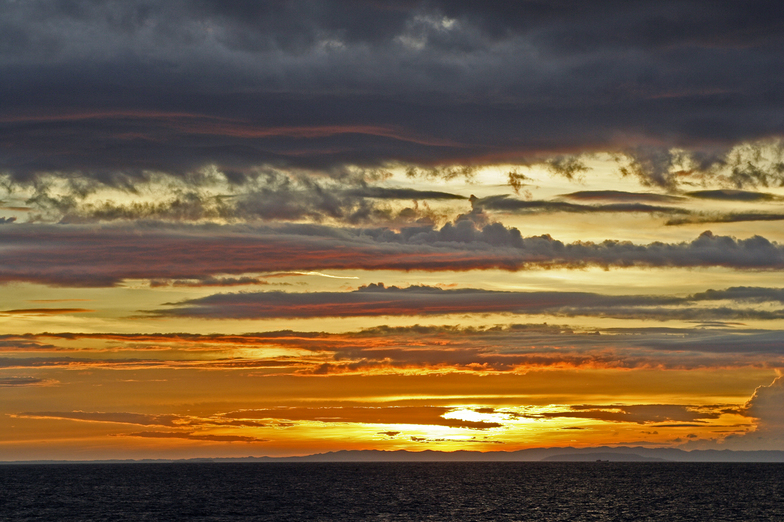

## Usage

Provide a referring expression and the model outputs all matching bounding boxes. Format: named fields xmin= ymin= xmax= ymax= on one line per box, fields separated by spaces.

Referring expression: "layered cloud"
xmin=152 ymin=284 xmax=784 ymax=321
xmin=2 ymin=222 xmax=784 ymax=286
xmin=518 ymin=404 xmax=722 ymax=425
xmin=15 ymin=403 xmax=732 ymax=434
xmin=4 ymin=323 xmax=784 ymax=373
xmin=473 ymin=194 xmax=688 ymax=216
xmin=1 ymin=1 xmax=783 ymax=185
xmin=2 ymin=1 xmax=784 ymax=458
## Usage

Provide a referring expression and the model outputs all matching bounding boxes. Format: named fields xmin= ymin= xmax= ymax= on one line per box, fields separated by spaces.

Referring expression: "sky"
xmin=2 ymin=0 xmax=784 ymax=461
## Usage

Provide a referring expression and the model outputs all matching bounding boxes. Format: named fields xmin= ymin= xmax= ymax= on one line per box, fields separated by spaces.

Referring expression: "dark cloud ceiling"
xmin=1 ymin=0 xmax=783 ymax=184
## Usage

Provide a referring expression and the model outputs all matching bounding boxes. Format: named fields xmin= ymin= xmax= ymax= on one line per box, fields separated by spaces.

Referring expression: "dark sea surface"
xmin=1 ymin=462 xmax=783 ymax=521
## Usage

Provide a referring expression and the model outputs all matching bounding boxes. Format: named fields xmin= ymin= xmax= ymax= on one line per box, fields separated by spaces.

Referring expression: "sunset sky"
xmin=2 ymin=0 xmax=784 ymax=461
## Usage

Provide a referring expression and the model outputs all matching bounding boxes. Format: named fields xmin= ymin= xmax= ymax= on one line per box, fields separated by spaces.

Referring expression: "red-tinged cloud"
xmin=4 ymin=323 xmax=784 ymax=374
xmin=1 ymin=223 xmax=784 ymax=287
xmin=152 ymin=283 xmax=784 ymax=321
xmin=15 ymin=411 xmax=185 ymax=427
xmin=126 ymin=432 xmax=268 ymax=443
xmin=15 ymin=411 xmax=270 ymax=429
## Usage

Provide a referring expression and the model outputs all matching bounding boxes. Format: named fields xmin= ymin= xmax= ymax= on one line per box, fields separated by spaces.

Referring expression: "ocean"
xmin=1 ymin=462 xmax=783 ymax=520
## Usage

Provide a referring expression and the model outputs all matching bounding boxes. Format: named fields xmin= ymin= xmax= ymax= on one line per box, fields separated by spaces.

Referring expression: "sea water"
xmin=1 ymin=462 xmax=783 ymax=521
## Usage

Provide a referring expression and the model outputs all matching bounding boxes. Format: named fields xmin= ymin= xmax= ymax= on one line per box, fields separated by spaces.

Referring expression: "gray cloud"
xmin=151 ymin=283 xmax=784 ymax=321
xmin=343 ymin=186 xmax=466 ymax=200
xmin=22 ymin=170 xmax=457 ymax=225
xmin=685 ymin=190 xmax=779 ymax=202
xmin=126 ymin=431 xmax=267 ymax=442
xmin=1 ymin=1 xmax=783 ymax=184
xmin=0 ymin=377 xmax=47 ymax=387
xmin=744 ymin=376 xmax=784 ymax=434
xmin=560 ymin=191 xmax=683 ymax=203
xmin=2 ymin=222 xmax=784 ymax=287
xmin=473 ymin=194 xmax=688 ymax=215
xmin=667 ymin=212 xmax=784 ymax=226
xmin=6 ymin=324 xmax=784 ymax=372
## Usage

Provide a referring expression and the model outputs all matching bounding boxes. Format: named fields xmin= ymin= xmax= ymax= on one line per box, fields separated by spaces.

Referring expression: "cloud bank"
xmin=2 ymin=222 xmax=784 ymax=286
xmin=1 ymin=1 xmax=783 ymax=186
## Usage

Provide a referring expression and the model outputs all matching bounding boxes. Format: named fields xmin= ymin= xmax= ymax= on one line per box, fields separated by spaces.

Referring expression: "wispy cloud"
xmin=0 ymin=308 xmax=93 ymax=316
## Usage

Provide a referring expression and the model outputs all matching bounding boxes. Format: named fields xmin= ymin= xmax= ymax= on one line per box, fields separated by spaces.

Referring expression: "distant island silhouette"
xmin=4 ymin=446 xmax=784 ymax=464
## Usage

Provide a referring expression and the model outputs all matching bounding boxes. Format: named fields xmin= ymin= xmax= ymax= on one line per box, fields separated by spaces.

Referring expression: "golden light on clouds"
xmin=2 ymin=2 xmax=784 ymax=460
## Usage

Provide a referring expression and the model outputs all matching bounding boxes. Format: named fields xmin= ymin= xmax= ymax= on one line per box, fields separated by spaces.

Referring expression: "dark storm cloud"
xmin=151 ymin=283 xmax=784 ymax=321
xmin=2 ymin=222 xmax=784 ymax=287
xmin=1 ymin=1 xmax=783 ymax=183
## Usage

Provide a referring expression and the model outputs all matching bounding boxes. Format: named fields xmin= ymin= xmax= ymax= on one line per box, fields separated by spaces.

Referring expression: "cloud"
xmin=473 ymin=194 xmax=688 ymax=215
xmin=150 ymin=276 xmax=272 ymax=288
xmin=151 ymin=283 xmax=784 ymax=321
xmin=0 ymin=377 xmax=48 ymax=387
xmin=343 ymin=187 xmax=466 ymax=200
xmin=560 ymin=191 xmax=683 ymax=203
xmin=2 ymin=223 xmax=784 ymax=287
xmin=529 ymin=404 xmax=721 ymax=424
xmin=222 ymin=406 xmax=502 ymax=430
xmin=744 ymin=376 xmax=784 ymax=435
xmin=1 ymin=1 xmax=783 ymax=182
xmin=685 ymin=190 xmax=779 ymax=202
xmin=14 ymin=410 xmax=270 ymax=429
xmin=126 ymin=431 xmax=267 ymax=443
xmin=667 ymin=212 xmax=784 ymax=226
xmin=16 ymin=411 xmax=184 ymax=427
xmin=22 ymin=170 xmax=453 ymax=226
xmin=0 ymin=308 xmax=93 ymax=316
xmin=4 ymin=323 xmax=784 ymax=374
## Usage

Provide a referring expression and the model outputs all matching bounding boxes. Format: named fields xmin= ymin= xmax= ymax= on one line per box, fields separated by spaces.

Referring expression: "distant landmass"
xmin=541 ymin=452 xmax=665 ymax=462
xmin=4 ymin=446 xmax=784 ymax=464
